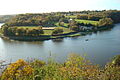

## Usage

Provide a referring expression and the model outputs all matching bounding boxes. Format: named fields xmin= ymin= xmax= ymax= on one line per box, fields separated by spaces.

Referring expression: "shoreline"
xmin=0 ymin=32 xmax=80 ymax=41
xmin=0 ymin=25 xmax=114 ymax=41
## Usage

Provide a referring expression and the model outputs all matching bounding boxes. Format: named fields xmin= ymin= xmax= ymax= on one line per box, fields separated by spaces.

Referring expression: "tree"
xmin=68 ymin=19 xmax=77 ymax=27
xmin=77 ymin=14 xmax=88 ymax=20
xmin=99 ymin=18 xmax=113 ymax=27
xmin=2 ymin=26 xmax=9 ymax=36
xmin=70 ymin=26 xmax=79 ymax=32
xmin=112 ymin=55 xmax=120 ymax=66
xmin=52 ymin=27 xmax=63 ymax=35
xmin=58 ymin=22 xmax=64 ymax=26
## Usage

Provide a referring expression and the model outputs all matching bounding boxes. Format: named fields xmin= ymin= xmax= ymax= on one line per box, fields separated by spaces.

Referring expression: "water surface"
xmin=0 ymin=23 xmax=120 ymax=66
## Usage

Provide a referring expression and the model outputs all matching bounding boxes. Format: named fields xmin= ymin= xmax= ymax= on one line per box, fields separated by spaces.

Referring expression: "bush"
xmin=52 ymin=27 xmax=63 ymax=35
xmin=99 ymin=18 xmax=113 ymax=27
xmin=112 ymin=55 xmax=120 ymax=66
xmin=70 ymin=26 xmax=79 ymax=31
xmin=1 ymin=54 xmax=120 ymax=80
xmin=30 ymin=59 xmax=46 ymax=68
xmin=1 ymin=59 xmax=33 ymax=80
xmin=103 ymin=65 xmax=120 ymax=80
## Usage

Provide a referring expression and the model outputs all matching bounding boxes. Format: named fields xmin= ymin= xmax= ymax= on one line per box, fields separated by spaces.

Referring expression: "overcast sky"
xmin=0 ymin=0 xmax=120 ymax=15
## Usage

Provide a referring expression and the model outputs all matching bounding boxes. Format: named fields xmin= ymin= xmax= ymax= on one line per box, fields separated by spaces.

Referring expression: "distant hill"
xmin=0 ymin=15 xmax=15 ymax=23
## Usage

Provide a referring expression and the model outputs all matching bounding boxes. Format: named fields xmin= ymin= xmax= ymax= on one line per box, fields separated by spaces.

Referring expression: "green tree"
xmin=52 ymin=27 xmax=63 ymax=35
xmin=112 ymin=55 xmax=120 ymax=66
xmin=68 ymin=19 xmax=77 ymax=27
xmin=58 ymin=22 xmax=64 ymax=26
xmin=70 ymin=26 xmax=79 ymax=31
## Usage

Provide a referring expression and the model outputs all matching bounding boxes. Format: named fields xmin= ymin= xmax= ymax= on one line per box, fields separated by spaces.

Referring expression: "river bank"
xmin=0 ymin=25 xmax=113 ymax=41
xmin=0 ymin=32 xmax=80 ymax=41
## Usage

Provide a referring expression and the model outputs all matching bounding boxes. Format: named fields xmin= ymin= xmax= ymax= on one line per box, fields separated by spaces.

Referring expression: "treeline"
xmin=3 ymin=10 xmax=120 ymax=27
xmin=76 ymin=10 xmax=120 ymax=23
xmin=2 ymin=27 xmax=44 ymax=36
xmin=4 ymin=13 xmax=65 ymax=27
xmin=0 ymin=15 xmax=15 ymax=23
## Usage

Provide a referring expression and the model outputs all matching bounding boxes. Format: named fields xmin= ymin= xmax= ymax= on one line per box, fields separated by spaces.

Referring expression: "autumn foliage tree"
xmin=99 ymin=18 xmax=113 ymax=27
xmin=1 ymin=59 xmax=33 ymax=80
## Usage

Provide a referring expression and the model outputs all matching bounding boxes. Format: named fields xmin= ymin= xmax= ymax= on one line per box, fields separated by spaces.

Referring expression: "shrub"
xmin=102 ymin=66 xmax=120 ymax=80
xmin=63 ymin=54 xmax=100 ymax=80
xmin=99 ymin=18 xmax=113 ymax=27
xmin=70 ymin=26 xmax=79 ymax=31
xmin=111 ymin=55 xmax=120 ymax=66
xmin=1 ymin=59 xmax=33 ymax=80
xmin=1 ymin=54 xmax=120 ymax=80
xmin=33 ymin=62 xmax=62 ymax=80
xmin=30 ymin=59 xmax=46 ymax=68
xmin=52 ymin=27 xmax=63 ymax=35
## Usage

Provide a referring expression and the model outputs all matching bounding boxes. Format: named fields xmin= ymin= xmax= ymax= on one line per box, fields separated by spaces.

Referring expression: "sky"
xmin=0 ymin=0 xmax=120 ymax=15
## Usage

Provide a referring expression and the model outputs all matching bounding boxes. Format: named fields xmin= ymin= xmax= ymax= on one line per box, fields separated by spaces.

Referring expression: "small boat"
xmin=85 ymin=39 xmax=89 ymax=41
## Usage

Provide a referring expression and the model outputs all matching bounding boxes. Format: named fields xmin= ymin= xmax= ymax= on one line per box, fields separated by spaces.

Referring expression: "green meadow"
xmin=75 ymin=19 xmax=99 ymax=26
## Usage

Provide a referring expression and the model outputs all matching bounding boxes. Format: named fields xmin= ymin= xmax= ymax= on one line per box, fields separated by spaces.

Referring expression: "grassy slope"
xmin=58 ymin=14 xmax=99 ymax=27
xmin=55 ymin=19 xmax=99 ymax=27
xmin=75 ymin=19 xmax=99 ymax=26
xmin=65 ymin=15 xmax=99 ymax=26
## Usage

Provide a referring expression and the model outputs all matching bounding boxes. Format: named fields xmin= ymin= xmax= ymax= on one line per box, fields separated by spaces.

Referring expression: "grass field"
xmin=44 ymin=27 xmax=72 ymax=35
xmin=75 ymin=19 xmax=99 ymax=26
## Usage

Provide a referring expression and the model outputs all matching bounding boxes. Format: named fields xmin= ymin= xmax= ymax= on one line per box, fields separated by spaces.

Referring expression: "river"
xmin=0 ymin=23 xmax=120 ymax=66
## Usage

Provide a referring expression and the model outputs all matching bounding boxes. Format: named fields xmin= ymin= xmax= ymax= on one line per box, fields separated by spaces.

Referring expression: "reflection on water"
xmin=0 ymin=23 xmax=120 ymax=66
xmin=52 ymin=39 xmax=64 ymax=42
